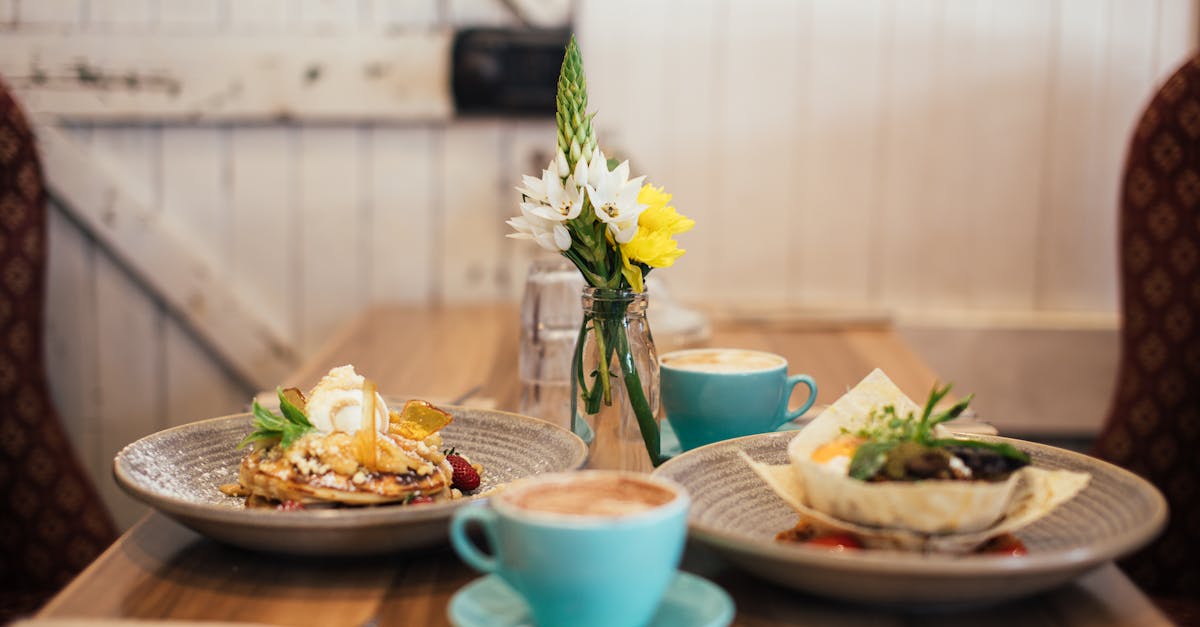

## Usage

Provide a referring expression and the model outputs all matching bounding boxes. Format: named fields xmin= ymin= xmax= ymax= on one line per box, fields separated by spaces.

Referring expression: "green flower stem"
xmin=574 ymin=316 xmax=609 ymax=411
xmin=574 ymin=292 xmax=661 ymax=466
xmin=592 ymin=222 xmax=613 ymax=286
xmin=613 ymin=317 xmax=661 ymax=466
xmin=563 ymin=248 xmax=604 ymax=286
xmin=593 ymin=317 xmax=614 ymax=406
xmin=573 ymin=314 xmax=606 ymax=413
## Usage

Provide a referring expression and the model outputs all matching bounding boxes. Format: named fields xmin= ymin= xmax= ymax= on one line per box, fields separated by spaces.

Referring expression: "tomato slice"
xmin=806 ymin=533 xmax=863 ymax=551
xmin=979 ymin=533 xmax=1027 ymax=556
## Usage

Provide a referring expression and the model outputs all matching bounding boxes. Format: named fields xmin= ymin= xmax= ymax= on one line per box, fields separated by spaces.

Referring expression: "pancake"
xmin=238 ymin=430 xmax=453 ymax=506
xmin=233 ymin=365 xmax=463 ymax=508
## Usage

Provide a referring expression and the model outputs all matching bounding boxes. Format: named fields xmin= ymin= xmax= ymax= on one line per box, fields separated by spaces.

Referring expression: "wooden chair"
xmin=0 ymin=78 xmax=117 ymax=622
xmin=1094 ymin=55 xmax=1200 ymax=626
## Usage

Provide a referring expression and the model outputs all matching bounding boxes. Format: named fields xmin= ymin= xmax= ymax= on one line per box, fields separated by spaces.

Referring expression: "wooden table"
xmin=284 ymin=304 xmax=945 ymax=412
xmin=35 ymin=305 xmax=1169 ymax=626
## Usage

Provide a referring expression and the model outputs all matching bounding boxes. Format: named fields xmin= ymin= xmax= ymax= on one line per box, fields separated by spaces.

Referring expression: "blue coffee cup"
xmin=449 ymin=471 xmax=689 ymax=627
xmin=659 ymin=348 xmax=817 ymax=451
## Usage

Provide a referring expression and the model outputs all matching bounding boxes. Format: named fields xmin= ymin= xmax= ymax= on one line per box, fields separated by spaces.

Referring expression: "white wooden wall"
xmin=581 ymin=0 xmax=1196 ymax=316
xmin=1 ymin=0 xmax=1193 ymax=528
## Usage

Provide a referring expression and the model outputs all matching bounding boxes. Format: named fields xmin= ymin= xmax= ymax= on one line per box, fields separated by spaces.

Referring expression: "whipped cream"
xmin=304 ymin=365 xmax=389 ymax=434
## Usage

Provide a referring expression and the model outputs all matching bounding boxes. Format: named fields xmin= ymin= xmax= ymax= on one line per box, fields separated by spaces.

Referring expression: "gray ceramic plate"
xmin=114 ymin=406 xmax=589 ymax=556
xmin=653 ymin=431 xmax=1166 ymax=606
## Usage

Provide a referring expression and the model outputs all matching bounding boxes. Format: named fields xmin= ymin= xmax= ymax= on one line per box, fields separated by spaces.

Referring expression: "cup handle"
xmin=782 ymin=374 xmax=818 ymax=424
xmin=450 ymin=504 xmax=501 ymax=574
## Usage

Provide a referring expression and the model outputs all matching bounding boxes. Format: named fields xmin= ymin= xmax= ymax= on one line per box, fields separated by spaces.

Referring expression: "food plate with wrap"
xmin=652 ymin=370 xmax=1166 ymax=605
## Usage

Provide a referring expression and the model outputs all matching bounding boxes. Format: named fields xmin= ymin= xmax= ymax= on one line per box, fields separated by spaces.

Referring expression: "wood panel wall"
xmin=1 ymin=0 xmax=1194 ymax=527
xmin=581 ymin=0 xmax=1196 ymax=316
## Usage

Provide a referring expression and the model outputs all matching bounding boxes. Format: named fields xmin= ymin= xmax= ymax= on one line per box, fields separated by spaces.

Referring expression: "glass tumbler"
xmin=518 ymin=256 xmax=584 ymax=429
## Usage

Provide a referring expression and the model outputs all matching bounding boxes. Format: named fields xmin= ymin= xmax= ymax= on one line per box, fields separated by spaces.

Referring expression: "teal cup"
xmin=659 ymin=348 xmax=818 ymax=451
xmin=450 ymin=471 xmax=689 ymax=627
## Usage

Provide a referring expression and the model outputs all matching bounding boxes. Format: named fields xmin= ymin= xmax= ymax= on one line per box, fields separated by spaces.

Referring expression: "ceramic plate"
xmin=114 ymin=406 xmax=589 ymax=556
xmin=652 ymin=431 xmax=1166 ymax=606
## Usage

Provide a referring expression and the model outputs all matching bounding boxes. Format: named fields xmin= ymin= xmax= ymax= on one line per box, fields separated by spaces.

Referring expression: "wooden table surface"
xmin=36 ymin=304 xmax=1169 ymax=626
xmin=284 ymin=304 xmax=944 ymax=412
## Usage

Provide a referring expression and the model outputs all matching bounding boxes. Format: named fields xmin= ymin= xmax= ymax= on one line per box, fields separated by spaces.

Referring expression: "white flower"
xmin=584 ymin=149 xmax=646 ymax=244
xmin=508 ymin=151 xmax=587 ymax=252
xmin=515 ymin=152 xmax=586 ymax=223
xmin=506 ymin=206 xmax=571 ymax=251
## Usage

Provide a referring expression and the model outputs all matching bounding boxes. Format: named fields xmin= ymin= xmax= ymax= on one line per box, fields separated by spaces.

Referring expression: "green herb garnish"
xmin=237 ymin=387 xmax=315 ymax=450
xmin=847 ymin=440 xmax=898 ymax=480
xmin=847 ymin=383 xmax=1029 ymax=480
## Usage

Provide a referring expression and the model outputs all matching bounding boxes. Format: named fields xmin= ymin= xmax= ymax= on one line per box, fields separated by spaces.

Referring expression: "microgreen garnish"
xmin=847 ymin=440 xmax=898 ymax=480
xmin=847 ymin=383 xmax=1028 ymax=480
xmin=237 ymin=387 xmax=315 ymax=450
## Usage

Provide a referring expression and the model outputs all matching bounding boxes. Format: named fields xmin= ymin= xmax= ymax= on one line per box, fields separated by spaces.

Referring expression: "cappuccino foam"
xmin=661 ymin=349 xmax=784 ymax=373
xmin=509 ymin=475 xmax=676 ymax=518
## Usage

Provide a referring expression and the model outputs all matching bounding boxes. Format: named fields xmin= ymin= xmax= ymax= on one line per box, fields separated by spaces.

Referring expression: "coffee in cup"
xmin=660 ymin=348 xmax=786 ymax=373
xmin=659 ymin=348 xmax=817 ymax=451
xmin=450 ymin=471 xmax=689 ymax=627
xmin=508 ymin=473 xmax=677 ymax=517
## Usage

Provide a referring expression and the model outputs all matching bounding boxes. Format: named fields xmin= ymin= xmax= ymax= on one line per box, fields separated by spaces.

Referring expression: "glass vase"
xmin=570 ymin=287 xmax=661 ymax=472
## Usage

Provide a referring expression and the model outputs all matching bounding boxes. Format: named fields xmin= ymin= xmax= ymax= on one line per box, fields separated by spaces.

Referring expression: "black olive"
xmin=946 ymin=445 xmax=1028 ymax=481
xmin=907 ymin=450 xmax=954 ymax=479
xmin=880 ymin=442 xmax=955 ymax=481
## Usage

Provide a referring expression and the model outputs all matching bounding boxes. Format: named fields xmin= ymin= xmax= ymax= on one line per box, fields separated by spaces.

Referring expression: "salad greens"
xmin=237 ymin=387 xmax=315 ymax=450
xmin=846 ymin=383 xmax=1030 ymax=481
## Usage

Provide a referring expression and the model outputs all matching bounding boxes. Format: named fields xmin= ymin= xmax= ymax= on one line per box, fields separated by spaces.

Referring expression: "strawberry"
xmin=447 ymin=453 xmax=481 ymax=491
xmin=277 ymin=500 xmax=305 ymax=511
xmin=408 ymin=495 xmax=435 ymax=505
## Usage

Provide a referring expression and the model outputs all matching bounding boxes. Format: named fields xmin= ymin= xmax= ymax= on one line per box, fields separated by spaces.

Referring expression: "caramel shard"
xmin=391 ymin=399 xmax=453 ymax=440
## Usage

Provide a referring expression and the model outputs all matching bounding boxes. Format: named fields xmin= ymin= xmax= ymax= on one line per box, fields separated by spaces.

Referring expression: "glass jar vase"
xmin=570 ymin=287 xmax=661 ymax=472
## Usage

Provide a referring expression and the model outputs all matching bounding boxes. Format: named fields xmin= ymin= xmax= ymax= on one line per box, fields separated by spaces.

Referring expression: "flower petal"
xmin=555 ymin=150 xmax=570 ymax=178
xmin=534 ymin=231 xmax=561 ymax=252
xmin=530 ymin=204 xmax=567 ymax=222
xmin=573 ymin=156 xmax=590 ymax=188
xmin=553 ymin=224 xmax=572 ymax=250
xmin=618 ymin=176 xmax=647 ymax=206
xmin=588 ymin=149 xmax=607 ymax=187
xmin=566 ymin=186 xmax=585 ymax=219
xmin=614 ymin=220 xmax=639 ymax=244
xmin=612 ymin=160 xmax=630 ymax=185
xmin=586 ymin=186 xmax=612 ymax=222
xmin=621 ymin=252 xmax=644 ymax=292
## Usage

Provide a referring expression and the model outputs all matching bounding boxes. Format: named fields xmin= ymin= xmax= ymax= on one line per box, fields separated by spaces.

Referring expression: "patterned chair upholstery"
xmin=1094 ymin=55 xmax=1200 ymax=623
xmin=0 ymin=79 xmax=117 ymax=621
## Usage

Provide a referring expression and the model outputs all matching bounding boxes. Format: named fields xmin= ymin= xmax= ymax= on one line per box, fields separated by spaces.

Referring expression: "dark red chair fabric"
xmin=1094 ymin=55 xmax=1200 ymax=625
xmin=0 ymin=79 xmax=117 ymax=622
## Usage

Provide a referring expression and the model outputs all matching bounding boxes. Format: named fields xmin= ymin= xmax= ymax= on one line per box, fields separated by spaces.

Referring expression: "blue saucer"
xmin=448 ymin=571 xmax=734 ymax=627
xmin=658 ymin=416 xmax=805 ymax=459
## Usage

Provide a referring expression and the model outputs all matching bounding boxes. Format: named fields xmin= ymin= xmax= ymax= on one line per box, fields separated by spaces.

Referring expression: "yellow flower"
xmin=619 ymin=185 xmax=695 ymax=291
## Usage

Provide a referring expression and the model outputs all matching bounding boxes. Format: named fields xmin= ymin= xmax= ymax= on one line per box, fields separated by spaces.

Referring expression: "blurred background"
xmin=0 ymin=0 xmax=1193 ymax=527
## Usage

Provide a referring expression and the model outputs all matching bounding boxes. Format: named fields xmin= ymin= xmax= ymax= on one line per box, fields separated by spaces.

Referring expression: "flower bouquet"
xmin=506 ymin=36 xmax=693 ymax=470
